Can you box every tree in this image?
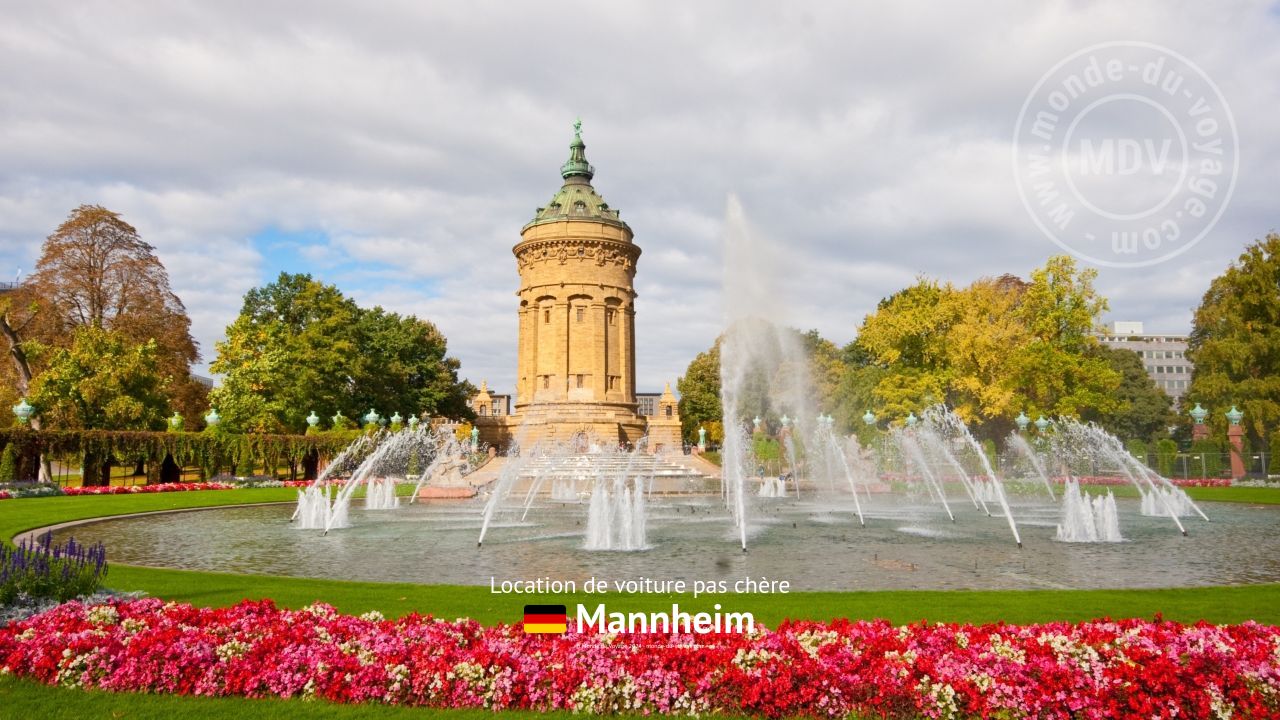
[19,205,205,423]
[677,340,722,442]
[27,326,170,431]
[1082,345,1173,441]
[1009,255,1119,420]
[210,273,473,432]
[27,326,171,486]
[677,326,848,441]
[852,256,1119,437]
[1187,233,1280,447]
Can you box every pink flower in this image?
[1,599,1277,717]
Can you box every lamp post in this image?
[1226,405,1246,480]
[1189,402,1209,441]
[12,398,33,425]
[204,408,220,427]
[390,412,403,429]
[1034,415,1049,433]
[306,411,319,429]
[1014,412,1029,433]
[363,408,380,428]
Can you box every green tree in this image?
[852,257,1118,437]
[210,273,473,433]
[27,326,170,431]
[677,340,721,442]
[1082,345,1173,441]
[27,326,171,486]
[1009,255,1119,421]
[828,341,886,434]
[1187,233,1280,447]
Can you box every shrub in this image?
[1155,439,1178,477]
[1189,439,1223,478]
[1126,438,1148,466]
[0,444,16,482]
[0,534,107,606]
[1270,432,1280,476]
[981,438,998,471]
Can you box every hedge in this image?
[0,428,362,485]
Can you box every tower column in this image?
[592,300,607,400]
[555,299,570,398]
[621,303,635,401]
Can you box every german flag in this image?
[523,604,567,634]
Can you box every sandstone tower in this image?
[508,121,649,445]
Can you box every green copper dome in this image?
[526,120,629,232]
[560,118,594,180]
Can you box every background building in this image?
[1096,321,1193,408]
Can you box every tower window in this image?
[576,374,584,389]
[576,307,584,323]
[542,376,550,390]
[665,406,672,417]
[606,309,615,325]
[544,309,550,324]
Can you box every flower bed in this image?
[60,481,236,496]
[1066,476,1233,488]
[2,600,1278,718]
[0,536,106,606]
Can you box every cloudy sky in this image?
[1,1,1277,395]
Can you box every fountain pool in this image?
[48,495,1280,591]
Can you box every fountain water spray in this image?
[717,197,820,550]
[921,406,1022,547]
[1052,418,1207,535]
[1005,431,1056,500]
[1055,479,1122,543]
[292,426,455,533]
[476,435,666,551]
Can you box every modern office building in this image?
[1096,321,1193,407]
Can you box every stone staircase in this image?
[468,452,717,494]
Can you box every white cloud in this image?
[1,0,1278,395]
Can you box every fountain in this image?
[1056,479,1122,543]
[584,473,648,550]
[1051,418,1209,535]
[292,426,459,532]
[1141,486,1198,517]
[717,197,825,549]
[473,434,706,550]
[923,407,1021,545]
[758,475,787,497]
[1005,431,1057,500]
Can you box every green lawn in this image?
[0,676,579,720]
[4,485,1280,716]
[1096,483,1280,504]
